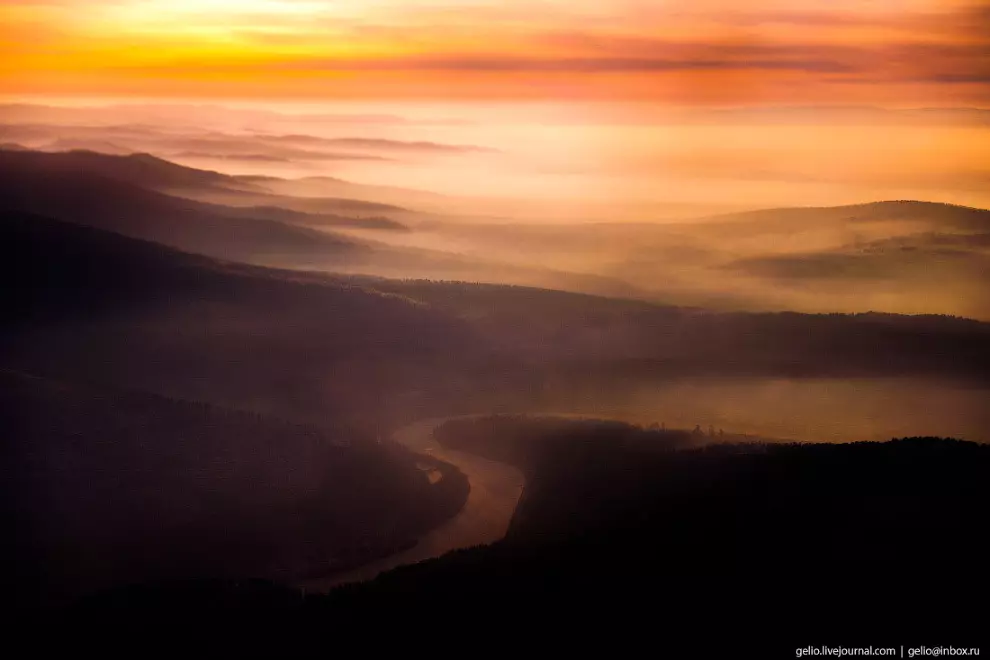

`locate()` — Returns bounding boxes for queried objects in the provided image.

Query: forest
[56,416,990,653]
[1,369,468,607]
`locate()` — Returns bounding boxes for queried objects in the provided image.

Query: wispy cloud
[1,0,987,103]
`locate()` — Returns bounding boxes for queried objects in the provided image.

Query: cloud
[2,0,988,102]
[918,73,990,84]
[266,136,496,153]
[137,52,856,75]
[100,30,983,83]
[173,151,291,162]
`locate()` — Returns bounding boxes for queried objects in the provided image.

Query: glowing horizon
[1,0,987,103]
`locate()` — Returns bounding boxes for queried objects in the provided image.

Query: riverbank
[298,417,525,592]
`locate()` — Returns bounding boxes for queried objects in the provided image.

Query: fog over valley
[5,0,990,646]
[2,98,988,646]
[3,101,989,320]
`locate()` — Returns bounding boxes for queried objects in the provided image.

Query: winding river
[299,377,989,593]
[300,417,525,592]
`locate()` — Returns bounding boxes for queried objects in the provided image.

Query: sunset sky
[1,0,987,104]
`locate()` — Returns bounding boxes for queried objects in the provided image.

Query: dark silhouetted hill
[0,147,416,227]
[64,430,990,652]
[0,369,467,608]
[370,279,990,383]
[313,431,990,649]
[1,148,234,190]
[0,211,485,428]
[0,152,370,264]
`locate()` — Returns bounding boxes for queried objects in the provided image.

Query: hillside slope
[0,211,485,428]
[0,151,375,265]
[696,200,990,232]
[0,370,467,607]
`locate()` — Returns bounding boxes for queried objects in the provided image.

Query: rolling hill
[5,202,988,400]
[1,148,238,191]
[418,200,990,318]
[0,147,410,221]
[369,278,990,383]
[0,210,486,428]
[0,149,652,298]
[694,200,990,232]
[0,368,467,608]
[4,207,989,610]
[0,150,374,264]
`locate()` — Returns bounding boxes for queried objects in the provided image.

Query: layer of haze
[541,377,990,444]
[1,1,987,448]
[4,99,987,319]
[3,1,990,617]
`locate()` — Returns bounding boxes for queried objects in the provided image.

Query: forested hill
[0,369,468,608]
[0,210,485,428]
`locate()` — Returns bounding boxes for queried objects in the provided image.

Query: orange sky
[1,0,987,104]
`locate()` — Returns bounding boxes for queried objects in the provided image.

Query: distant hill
[0,147,411,210]
[43,138,134,155]
[0,150,660,297]
[237,175,446,211]
[178,183,410,215]
[1,148,236,191]
[695,200,990,233]
[0,211,483,427]
[697,201,990,318]
[0,151,371,264]
[0,148,414,227]
[725,230,990,284]
[3,208,987,425]
[371,278,990,383]
[0,212,918,397]
[252,134,494,153]
[215,205,408,232]
[442,200,990,318]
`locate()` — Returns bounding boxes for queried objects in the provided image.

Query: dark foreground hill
[58,422,989,653]
[324,429,990,649]
[0,213,484,613]
[0,370,467,608]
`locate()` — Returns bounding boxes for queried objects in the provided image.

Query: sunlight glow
[0,0,986,102]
